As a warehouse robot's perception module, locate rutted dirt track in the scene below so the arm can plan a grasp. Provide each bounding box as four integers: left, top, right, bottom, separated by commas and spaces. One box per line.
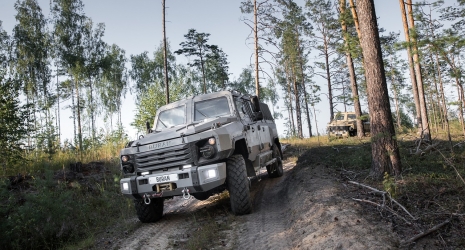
111, 149, 398, 250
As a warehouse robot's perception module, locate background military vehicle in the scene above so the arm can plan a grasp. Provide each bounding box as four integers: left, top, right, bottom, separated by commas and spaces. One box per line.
326, 112, 370, 138
119, 90, 283, 222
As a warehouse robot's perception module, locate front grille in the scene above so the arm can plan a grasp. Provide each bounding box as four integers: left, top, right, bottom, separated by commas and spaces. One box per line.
134, 143, 193, 171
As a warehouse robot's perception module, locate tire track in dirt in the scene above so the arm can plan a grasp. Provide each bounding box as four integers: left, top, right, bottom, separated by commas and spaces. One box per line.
234, 162, 295, 250
116, 197, 216, 250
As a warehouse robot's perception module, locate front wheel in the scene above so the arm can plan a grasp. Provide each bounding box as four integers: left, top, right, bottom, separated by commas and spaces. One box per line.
226, 154, 252, 215
134, 198, 164, 223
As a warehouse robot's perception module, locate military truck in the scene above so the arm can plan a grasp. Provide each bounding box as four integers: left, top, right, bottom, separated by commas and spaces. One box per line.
119, 90, 283, 222
326, 112, 370, 138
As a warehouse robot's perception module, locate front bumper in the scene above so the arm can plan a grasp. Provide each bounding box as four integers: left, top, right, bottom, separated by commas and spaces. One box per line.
120, 162, 227, 199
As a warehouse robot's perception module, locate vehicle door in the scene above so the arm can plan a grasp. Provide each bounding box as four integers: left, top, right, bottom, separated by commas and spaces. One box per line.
234, 97, 261, 161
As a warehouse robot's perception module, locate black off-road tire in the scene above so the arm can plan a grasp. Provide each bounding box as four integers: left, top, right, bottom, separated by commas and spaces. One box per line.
226, 154, 252, 215
134, 198, 164, 223
193, 192, 211, 201
266, 144, 284, 178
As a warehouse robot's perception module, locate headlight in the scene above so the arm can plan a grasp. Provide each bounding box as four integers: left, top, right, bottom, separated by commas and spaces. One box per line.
122, 182, 129, 191
121, 155, 129, 162
208, 137, 216, 145
200, 168, 219, 183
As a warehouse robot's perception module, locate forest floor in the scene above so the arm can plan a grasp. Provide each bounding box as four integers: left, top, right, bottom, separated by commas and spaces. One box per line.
93, 140, 465, 250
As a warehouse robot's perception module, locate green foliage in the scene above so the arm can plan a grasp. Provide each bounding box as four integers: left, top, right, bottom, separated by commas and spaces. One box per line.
0, 142, 134, 249
132, 65, 194, 132
129, 41, 176, 100
175, 29, 229, 94
0, 83, 32, 171
382, 172, 397, 198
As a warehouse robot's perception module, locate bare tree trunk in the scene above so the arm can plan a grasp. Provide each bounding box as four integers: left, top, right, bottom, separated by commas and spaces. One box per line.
292, 66, 303, 138
76, 79, 82, 152
389, 56, 402, 129
357, 0, 402, 178
323, 34, 334, 121
162, 0, 170, 104
56, 66, 61, 145
340, 0, 365, 137
285, 64, 296, 136
399, 0, 422, 132
348, 0, 362, 40
89, 77, 95, 141
407, 0, 431, 141
254, 0, 260, 97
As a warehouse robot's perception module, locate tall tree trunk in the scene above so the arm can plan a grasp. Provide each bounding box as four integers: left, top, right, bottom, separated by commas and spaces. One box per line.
407, 0, 431, 141
89, 77, 95, 141
56, 66, 60, 145
429, 30, 451, 149
348, 0, 362, 40
71, 77, 76, 146
323, 34, 334, 121
295, 29, 312, 137
340, 0, 365, 137
399, 0, 422, 132
199, 48, 207, 94
390, 56, 401, 129
292, 66, 303, 138
357, 0, 402, 178
162, 0, 170, 104
285, 64, 296, 136
254, 0, 260, 97
75, 79, 82, 152
302, 83, 313, 137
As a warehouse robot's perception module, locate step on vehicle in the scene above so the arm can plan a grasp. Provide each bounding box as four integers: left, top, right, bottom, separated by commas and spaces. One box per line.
119, 90, 283, 222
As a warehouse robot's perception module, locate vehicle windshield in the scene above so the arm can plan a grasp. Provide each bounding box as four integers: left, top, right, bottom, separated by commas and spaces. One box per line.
155, 105, 186, 130
194, 97, 231, 121
336, 114, 345, 121
347, 114, 356, 120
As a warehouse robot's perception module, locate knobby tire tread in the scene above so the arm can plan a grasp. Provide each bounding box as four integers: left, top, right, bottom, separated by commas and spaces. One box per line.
134, 198, 164, 223
227, 154, 252, 215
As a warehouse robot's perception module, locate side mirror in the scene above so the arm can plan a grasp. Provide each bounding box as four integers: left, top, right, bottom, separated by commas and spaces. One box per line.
250, 95, 261, 112
146, 121, 152, 134
253, 111, 263, 121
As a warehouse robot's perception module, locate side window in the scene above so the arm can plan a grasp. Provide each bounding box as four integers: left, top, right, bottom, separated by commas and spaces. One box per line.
234, 97, 254, 121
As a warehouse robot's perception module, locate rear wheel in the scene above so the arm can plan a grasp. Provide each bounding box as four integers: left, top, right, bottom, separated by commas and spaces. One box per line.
267, 144, 284, 178
226, 154, 252, 215
134, 198, 164, 223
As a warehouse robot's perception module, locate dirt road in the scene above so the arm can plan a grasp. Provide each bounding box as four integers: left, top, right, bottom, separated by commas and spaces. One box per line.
111, 151, 398, 250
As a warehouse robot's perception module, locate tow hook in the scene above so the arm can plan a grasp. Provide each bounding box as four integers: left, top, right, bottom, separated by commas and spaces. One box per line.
143, 192, 163, 204
143, 193, 151, 205
182, 187, 191, 200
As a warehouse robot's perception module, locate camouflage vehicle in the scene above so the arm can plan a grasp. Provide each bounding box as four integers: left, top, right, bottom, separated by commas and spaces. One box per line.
326, 112, 370, 138
119, 90, 283, 222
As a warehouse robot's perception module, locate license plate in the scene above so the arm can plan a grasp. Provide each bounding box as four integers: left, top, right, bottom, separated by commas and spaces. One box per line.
149, 174, 178, 184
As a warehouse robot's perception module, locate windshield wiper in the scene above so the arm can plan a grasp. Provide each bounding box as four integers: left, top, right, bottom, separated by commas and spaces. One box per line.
158, 118, 168, 128
195, 108, 208, 118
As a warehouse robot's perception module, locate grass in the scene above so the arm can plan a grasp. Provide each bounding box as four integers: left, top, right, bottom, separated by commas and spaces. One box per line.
0, 140, 137, 250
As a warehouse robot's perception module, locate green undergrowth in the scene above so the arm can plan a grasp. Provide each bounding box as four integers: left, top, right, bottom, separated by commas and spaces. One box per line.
0, 142, 135, 249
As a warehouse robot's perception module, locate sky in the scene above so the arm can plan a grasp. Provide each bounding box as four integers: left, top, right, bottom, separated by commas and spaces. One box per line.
0, 0, 434, 143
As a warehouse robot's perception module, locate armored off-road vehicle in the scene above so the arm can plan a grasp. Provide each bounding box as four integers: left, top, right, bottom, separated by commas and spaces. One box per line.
326, 112, 370, 138
119, 90, 283, 222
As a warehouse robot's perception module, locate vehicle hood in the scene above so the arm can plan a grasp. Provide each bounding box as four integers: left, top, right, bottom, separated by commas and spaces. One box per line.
132, 116, 238, 147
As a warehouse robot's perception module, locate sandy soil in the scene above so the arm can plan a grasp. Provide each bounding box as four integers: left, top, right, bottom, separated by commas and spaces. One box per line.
109, 150, 399, 250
